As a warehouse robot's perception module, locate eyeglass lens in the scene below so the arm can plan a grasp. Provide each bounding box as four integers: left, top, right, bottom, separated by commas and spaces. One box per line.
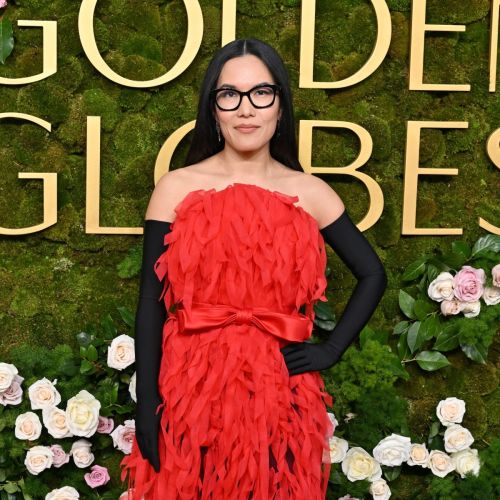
215, 86, 276, 110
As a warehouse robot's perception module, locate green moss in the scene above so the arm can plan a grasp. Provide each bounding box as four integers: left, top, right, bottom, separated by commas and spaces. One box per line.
83, 88, 121, 132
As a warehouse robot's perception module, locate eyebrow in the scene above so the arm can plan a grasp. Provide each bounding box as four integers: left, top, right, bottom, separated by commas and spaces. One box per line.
218, 82, 274, 89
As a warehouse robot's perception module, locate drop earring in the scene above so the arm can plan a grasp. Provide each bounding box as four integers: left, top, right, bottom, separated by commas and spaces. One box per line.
216, 122, 221, 142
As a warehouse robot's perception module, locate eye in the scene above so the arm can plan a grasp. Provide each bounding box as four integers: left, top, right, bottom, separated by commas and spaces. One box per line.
254, 86, 273, 95
219, 89, 236, 98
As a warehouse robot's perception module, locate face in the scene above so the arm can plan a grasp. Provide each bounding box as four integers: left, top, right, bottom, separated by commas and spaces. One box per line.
213, 54, 281, 153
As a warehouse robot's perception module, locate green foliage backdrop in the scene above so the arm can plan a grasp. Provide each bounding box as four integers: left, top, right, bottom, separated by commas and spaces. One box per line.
0, 0, 498, 498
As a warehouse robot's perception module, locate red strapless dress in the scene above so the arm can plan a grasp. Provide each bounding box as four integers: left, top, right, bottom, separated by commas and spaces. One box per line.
120, 183, 335, 499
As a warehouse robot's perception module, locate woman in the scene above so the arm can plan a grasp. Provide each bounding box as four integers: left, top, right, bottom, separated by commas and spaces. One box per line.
120, 38, 387, 499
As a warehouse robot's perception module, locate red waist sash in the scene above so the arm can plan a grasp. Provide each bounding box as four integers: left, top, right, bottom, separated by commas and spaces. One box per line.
171, 301, 312, 343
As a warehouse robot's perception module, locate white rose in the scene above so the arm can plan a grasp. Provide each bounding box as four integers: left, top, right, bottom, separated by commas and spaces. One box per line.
15, 411, 42, 441
436, 397, 466, 426
428, 272, 455, 302
71, 439, 94, 468
28, 378, 61, 410
107, 334, 135, 370
407, 443, 429, 467
461, 300, 481, 318
328, 436, 349, 463
65, 390, 101, 437
450, 448, 481, 479
0, 362, 18, 391
45, 485, 80, 499
129, 372, 137, 403
427, 449, 455, 477
338, 496, 361, 500
328, 411, 339, 428
482, 286, 500, 306
110, 419, 136, 454
444, 424, 474, 453
341, 446, 382, 482
0, 374, 24, 406
25, 445, 53, 475
43, 407, 73, 439
440, 299, 463, 316
369, 478, 391, 500
372, 433, 411, 466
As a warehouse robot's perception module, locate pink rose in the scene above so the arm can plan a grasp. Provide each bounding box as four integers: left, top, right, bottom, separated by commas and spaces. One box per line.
0, 374, 24, 406
453, 266, 485, 302
110, 419, 135, 454
492, 264, 500, 288
84, 464, 110, 488
96, 416, 114, 434
49, 444, 70, 468
0, 0, 7, 9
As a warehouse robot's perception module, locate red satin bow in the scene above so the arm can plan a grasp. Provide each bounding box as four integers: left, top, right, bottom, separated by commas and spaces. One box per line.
172, 301, 312, 343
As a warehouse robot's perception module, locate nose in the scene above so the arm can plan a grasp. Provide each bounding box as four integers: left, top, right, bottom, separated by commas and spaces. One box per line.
238, 94, 255, 116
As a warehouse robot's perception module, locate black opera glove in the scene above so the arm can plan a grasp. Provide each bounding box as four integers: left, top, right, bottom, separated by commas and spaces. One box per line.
280, 209, 388, 376
134, 219, 172, 473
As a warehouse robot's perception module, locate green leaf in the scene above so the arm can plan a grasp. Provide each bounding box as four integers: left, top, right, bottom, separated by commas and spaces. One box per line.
3, 483, 19, 494
79, 346, 87, 358
314, 300, 335, 321
433, 324, 460, 351
86, 345, 98, 362
399, 290, 416, 319
429, 420, 441, 439
384, 465, 401, 481
414, 299, 435, 321
80, 359, 94, 374
451, 241, 471, 260
426, 264, 441, 284
415, 351, 451, 371
314, 318, 336, 331
393, 321, 410, 335
407, 321, 424, 353
401, 257, 428, 282
101, 313, 117, 340
471, 234, 500, 258
461, 343, 488, 364
397, 331, 410, 359
117, 306, 135, 328
76, 330, 93, 347
0, 19, 14, 65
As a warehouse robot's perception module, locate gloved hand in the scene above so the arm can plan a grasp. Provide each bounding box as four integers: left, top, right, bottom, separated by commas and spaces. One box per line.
134, 219, 171, 472
281, 209, 387, 376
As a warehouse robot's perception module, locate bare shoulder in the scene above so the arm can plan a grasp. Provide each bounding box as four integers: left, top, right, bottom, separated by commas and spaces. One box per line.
297, 174, 345, 229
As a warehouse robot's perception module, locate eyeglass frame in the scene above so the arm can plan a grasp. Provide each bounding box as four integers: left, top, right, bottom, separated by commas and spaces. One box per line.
210, 83, 281, 111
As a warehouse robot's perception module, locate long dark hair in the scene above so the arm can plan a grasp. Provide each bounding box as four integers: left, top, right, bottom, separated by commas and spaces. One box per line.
183, 38, 303, 172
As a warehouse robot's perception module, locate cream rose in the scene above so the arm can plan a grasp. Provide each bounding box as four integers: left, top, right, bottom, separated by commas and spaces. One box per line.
45, 486, 80, 499
43, 406, 73, 439
65, 390, 101, 437
0, 362, 18, 391
444, 424, 474, 453
15, 411, 42, 441
71, 439, 95, 468
107, 334, 135, 370
0, 374, 24, 406
492, 264, 500, 287
440, 299, 463, 316
461, 300, 481, 318
372, 433, 411, 466
341, 446, 382, 482
483, 286, 500, 306
450, 448, 481, 478
328, 436, 349, 463
129, 372, 137, 403
428, 272, 455, 302
369, 478, 391, 500
25, 445, 53, 475
110, 419, 136, 454
29, 378, 61, 410
436, 397, 465, 426
427, 449, 455, 477
407, 443, 429, 467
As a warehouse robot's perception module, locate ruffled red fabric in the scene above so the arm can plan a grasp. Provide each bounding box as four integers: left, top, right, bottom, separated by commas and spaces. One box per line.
120, 183, 335, 499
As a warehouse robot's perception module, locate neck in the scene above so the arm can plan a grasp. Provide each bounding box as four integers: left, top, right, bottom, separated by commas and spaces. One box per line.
217, 145, 275, 180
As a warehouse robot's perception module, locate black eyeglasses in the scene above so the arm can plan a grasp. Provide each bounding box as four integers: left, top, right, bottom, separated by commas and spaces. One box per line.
210, 84, 281, 111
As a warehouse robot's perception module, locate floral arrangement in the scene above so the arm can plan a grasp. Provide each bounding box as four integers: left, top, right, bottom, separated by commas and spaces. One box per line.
0, 310, 137, 498
394, 235, 499, 371
325, 397, 481, 499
